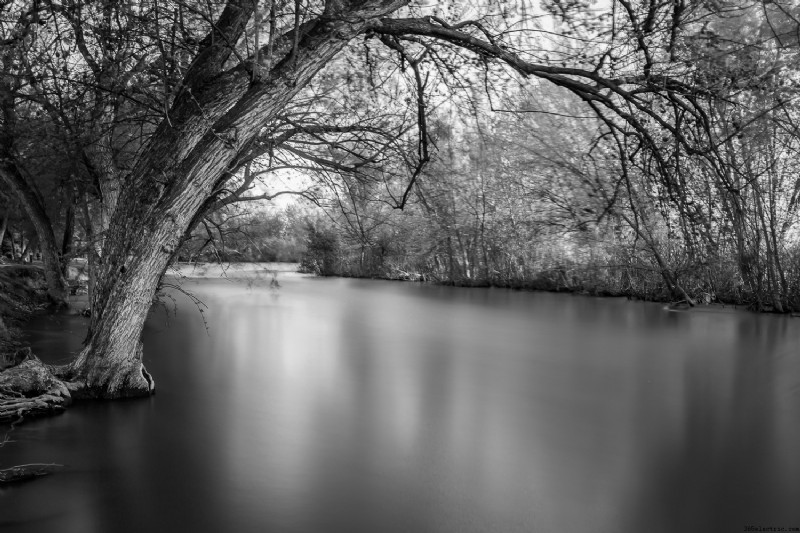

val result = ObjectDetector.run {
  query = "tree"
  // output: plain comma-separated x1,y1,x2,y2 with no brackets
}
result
1,0,752,407
0,6,69,303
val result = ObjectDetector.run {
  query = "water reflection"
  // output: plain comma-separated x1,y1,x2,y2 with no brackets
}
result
2,274,799,533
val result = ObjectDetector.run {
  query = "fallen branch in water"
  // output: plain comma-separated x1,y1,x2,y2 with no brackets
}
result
0,463,64,484
0,404,66,486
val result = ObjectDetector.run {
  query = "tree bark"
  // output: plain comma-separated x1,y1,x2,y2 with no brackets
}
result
0,210,7,254
9,228,18,261
61,189,75,268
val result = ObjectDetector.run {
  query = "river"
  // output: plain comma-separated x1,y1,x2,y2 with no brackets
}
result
2,269,799,532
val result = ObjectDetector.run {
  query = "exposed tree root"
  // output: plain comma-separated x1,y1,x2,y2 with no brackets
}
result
59,342,155,400
0,266,79,486
1,274,154,485
1,350,155,428
0,351,72,486
0,351,72,423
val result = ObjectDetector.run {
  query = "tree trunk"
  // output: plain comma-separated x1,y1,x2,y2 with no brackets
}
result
0,210,8,252
10,228,18,261
66,0,406,398
61,190,75,274
20,231,36,262
79,188,100,306
0,165,69,304
619,212,693,304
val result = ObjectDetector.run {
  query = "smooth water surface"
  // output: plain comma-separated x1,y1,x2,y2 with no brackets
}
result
2,271,800,532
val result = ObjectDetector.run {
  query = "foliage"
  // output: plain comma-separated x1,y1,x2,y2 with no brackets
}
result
299,220,341,276
179,206,306,263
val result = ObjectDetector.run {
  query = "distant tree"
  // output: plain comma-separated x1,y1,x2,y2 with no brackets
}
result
300,219,341,276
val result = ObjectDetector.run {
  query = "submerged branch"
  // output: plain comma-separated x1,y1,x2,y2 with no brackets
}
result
0,463,64,484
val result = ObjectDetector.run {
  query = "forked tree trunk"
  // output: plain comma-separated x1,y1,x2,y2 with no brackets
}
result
65,0,405,398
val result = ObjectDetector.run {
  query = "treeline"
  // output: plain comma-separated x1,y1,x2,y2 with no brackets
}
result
3,1,800,316
296,16,800,314
298,94,800,312
177,206,307,264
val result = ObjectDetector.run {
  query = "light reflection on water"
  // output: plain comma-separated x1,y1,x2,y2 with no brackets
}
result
2,273,799,533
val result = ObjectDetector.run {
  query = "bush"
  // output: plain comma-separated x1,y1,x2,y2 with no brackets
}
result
299,223,340,276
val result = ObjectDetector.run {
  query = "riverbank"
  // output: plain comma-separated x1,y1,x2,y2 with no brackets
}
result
300,264,759,312
1,261,294,365
1,264,78,430
0,265,73,484
169,261,762,314
169,261,300,278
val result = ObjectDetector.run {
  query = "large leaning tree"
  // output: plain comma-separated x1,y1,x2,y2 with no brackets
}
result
0,0,746,406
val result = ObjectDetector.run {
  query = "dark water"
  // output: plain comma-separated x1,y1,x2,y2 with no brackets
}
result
2,273,800,533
